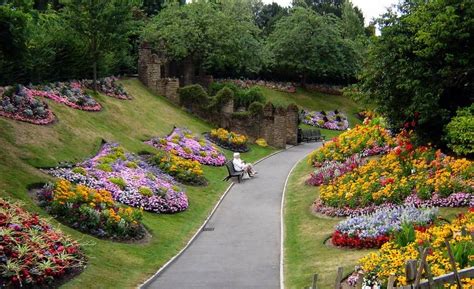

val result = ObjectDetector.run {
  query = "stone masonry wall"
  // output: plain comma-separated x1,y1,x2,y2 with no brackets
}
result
138,44,297,149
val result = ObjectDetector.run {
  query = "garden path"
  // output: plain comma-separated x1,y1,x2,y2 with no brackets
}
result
143,142,321,289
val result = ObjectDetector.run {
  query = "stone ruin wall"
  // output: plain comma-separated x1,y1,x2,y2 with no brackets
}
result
138,44,298,149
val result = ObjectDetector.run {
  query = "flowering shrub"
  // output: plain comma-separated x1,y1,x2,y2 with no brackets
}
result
358,210,474,287
0,198,85,287
318,143,474,210
206,128,249,152
27,81,101,111
82,76,131,100
43,143,188,213
301,110,349,131
0,85,55,125
150,150,206,186
146,127,226,166
309,123,394,163
306,155,366,186
332,206,438,249
256,138,268,147
38,180,145,240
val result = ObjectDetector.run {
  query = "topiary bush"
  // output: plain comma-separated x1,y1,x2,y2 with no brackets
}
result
248,101,264,115
236,86,265,109
445,104,474,156
208,81,239,96
209,87,234,111
178,84,209,109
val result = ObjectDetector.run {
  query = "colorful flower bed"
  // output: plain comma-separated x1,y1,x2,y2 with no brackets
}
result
146,127,226,166
0,85,55,125
38,180,145,241
217,78,297,93
205,128,249,153
316,141,474,215
43,143,188,213
150,150,207,186
0,197,85,287
332,206,438,249
301,110,349,131
306,155,366,186
26,81,102,111
357,210,474,287
308,123,394,163
82,76,131,100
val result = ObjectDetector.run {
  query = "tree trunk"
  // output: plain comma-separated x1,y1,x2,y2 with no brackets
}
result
301,72,308,88
92,32,98,92
93,61,97,92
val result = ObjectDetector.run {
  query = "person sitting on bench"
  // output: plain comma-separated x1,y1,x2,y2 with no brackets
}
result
232,152,258,178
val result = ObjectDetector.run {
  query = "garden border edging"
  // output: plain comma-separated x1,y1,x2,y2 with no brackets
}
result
138,147,285,289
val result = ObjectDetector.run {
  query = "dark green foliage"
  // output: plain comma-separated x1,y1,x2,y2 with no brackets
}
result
251,1,288,35
444,104,474,156
211,87,234,110
178,84,209,108
208,81,239,96
358,0,474,145
248,101,264,115
451,240,474,268
236,87,265,109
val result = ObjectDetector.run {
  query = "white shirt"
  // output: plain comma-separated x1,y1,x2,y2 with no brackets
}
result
232,158,245,171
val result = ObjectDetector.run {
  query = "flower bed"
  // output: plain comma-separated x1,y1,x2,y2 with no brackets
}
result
306,155,366,186
146,127,226,166
26,81,101,111
0,197,85,287
43,143,188,213
216,78,297,93
301,110,349,131
38,180,145,241
0,86,55,125
316,142,474,215
357,210,474,287
205,128,249,153
308,123,394,163
332,206,438,249
82,76,131,100
149,150,207,186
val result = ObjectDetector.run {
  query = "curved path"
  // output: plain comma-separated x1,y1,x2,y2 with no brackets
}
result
143,142,321,289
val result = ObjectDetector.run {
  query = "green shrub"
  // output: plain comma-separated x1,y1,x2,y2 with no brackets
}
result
178,84,209,108
248,101,264,115
235,87,265,109
108,177,127,189
444,104,474,156
138,186,153,197
72,167,87,175
208,81,239,96
209,87,234,111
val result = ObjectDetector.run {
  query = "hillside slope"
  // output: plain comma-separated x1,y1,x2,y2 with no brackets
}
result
0,78,274,288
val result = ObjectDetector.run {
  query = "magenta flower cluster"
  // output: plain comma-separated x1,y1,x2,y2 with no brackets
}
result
81,76,131,100
313,192,473,217
146,127,226,166
307,155,366,186
26,81,102,111
43,143,188,213
301,110,349,131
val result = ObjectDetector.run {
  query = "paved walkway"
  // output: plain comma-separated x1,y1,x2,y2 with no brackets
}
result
144,142,321,289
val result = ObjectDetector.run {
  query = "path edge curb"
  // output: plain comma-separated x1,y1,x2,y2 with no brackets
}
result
280,147,316,289
138,148,285,288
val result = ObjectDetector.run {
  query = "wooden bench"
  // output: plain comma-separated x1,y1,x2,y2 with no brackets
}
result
223,161,244,183
299,129,325,143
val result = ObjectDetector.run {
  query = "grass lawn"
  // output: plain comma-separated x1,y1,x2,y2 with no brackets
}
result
283,156,468,289
0,78,276,288
259,86,361,140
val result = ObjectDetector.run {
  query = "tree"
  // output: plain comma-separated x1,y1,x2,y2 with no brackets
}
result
357,0,474,145
62,0,136,90
142,0,263,79
251,0,288,35
266,7,361,85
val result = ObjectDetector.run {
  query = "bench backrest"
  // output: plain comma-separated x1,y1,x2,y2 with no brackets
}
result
226,161,236,175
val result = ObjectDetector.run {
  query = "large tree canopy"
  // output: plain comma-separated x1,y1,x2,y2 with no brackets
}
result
357,0,474,144
142,0,263,76
266,6,362,84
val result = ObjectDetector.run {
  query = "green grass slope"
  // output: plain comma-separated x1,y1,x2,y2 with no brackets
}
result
259,86,361,139
0,78,275,288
